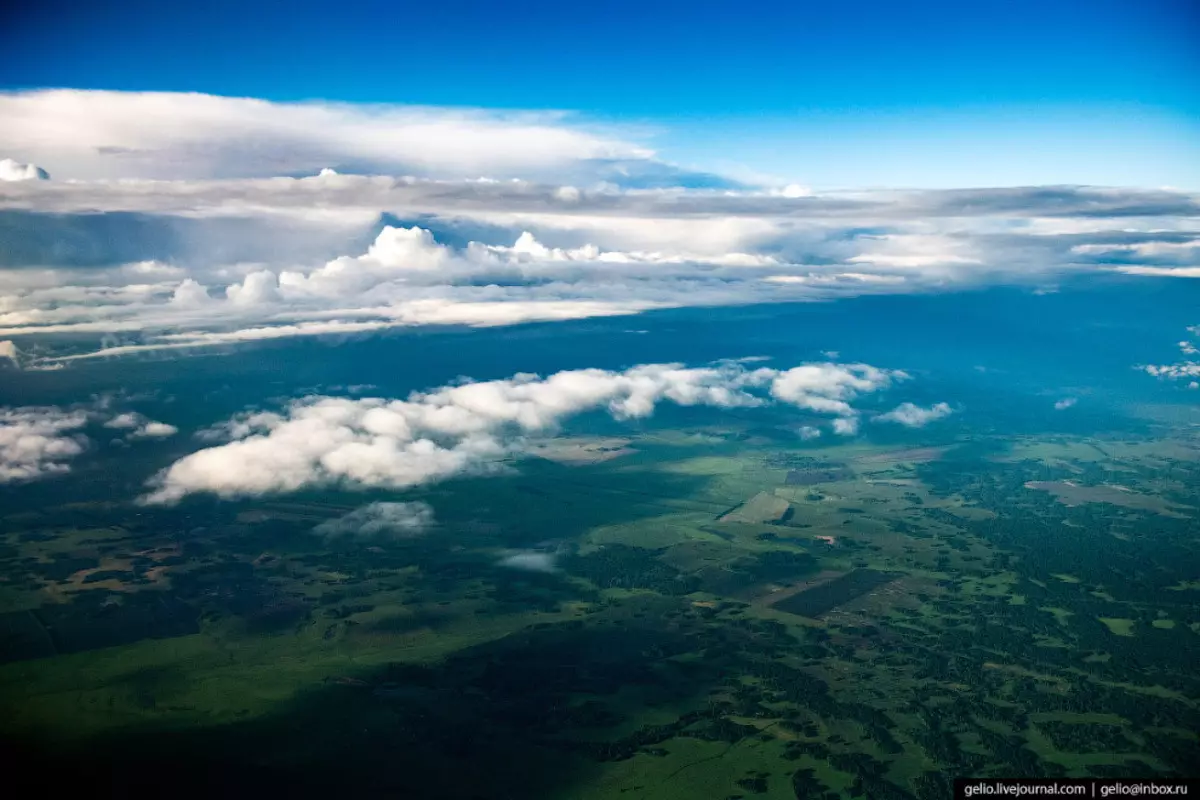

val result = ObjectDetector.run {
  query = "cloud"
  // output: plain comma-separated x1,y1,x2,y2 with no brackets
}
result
0,406,89,483
0,90,661,183
1113,266,1200,278
1054,397,1077,410
873,401,953,427
103,412,142,429
1,100,1197,365
170,279,213,308
832,417,860,436
1140,325,1200,383
0,340,18,366
130,421,179,439
770,363,901,417
0,158,49,181
104,411,178,439
141,359,912,504
497,552,557,572
312,501,435,540
225,270,282,306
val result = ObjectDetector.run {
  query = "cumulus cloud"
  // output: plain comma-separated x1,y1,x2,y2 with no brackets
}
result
226,270,282,306
0,158,49,181
1054,397,1077,410
130,421,179,439
0,340,18,366
832,417,860,436
0,407,89,483
312,501,435,540
873,401,954,427
103,413,142,429
1140,325,1200,383
104,412,178,439
170,279,214,308
141,359,911,504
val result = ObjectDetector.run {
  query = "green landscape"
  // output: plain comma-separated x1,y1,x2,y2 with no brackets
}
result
3,415,1197,798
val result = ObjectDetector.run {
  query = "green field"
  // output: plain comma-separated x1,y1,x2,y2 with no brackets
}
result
2,420,1198,798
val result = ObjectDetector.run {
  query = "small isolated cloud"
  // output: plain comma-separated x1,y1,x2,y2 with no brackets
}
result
0,158,49,181
1140,325,1200,383
104,412,178,439
832,417,860,436
141,359,913,504
0,406,89,483
130,421,179,439
874,401,953,428
0,340,18,367
313,501,435,540
1054,397,1077,410
497,552,557,572
797,426,822,440
103,412,142,429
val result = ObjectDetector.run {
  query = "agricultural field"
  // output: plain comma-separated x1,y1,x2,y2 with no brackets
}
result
2,412,1197,799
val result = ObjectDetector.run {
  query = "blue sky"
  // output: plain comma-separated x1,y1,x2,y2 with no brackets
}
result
2,0,1198,187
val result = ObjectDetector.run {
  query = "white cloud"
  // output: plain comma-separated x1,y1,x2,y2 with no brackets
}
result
226,270,281,306
832,417,860,436
497,552,557,572
0,113,1197,365
0,158,49,181
170,279,214,308
312,501,435,539
104,412,179,439
1144,363,1200,379
130,421,179,439
1141,326,1200,383
873,401,953,427
0,340,18,366
0,407,89,483
0,90,655,182
1054,397,1077,410
1113,266,1200,278
797,426,822,440
769,363,901,417
1073,240,1200,259
141,359,911,504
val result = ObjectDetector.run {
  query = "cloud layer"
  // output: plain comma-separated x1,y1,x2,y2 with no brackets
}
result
142,359,918,504
1,91,1198,364
0,90,663,183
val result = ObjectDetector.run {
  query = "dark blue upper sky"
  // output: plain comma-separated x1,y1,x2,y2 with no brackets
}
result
2,0,1198,187
5,0,1196,114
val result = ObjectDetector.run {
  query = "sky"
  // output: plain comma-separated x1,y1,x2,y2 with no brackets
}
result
0,1,1198,496
2,0,1198,188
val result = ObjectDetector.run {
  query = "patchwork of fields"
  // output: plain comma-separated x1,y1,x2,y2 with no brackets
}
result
1,422,1198,798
